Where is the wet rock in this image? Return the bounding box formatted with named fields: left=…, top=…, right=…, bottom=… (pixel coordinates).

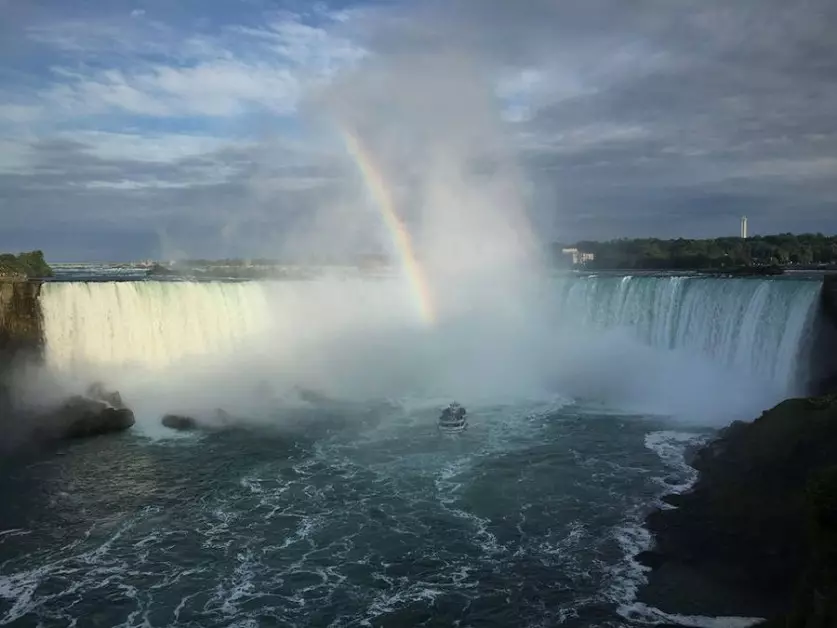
left=85, top=381, right=124, bottom=408
left=296, top=386, right=332, bottom=405
left=53, top=396, right=135, bottom=439
left=162, top=414, right=198, bottom=431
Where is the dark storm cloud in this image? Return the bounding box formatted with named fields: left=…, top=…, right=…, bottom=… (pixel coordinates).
left=487, top=0, right=837, bottom=238
left=0, top=135, right=357, bottom=260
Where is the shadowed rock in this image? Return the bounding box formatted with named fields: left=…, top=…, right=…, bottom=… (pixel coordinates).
left=85, top=381, right=125, bottom=409
left=637, top=394, right=837, bottom=624
left=162, top=414, right=198, bottom=431
left=47, top=395, right=135, bottom=439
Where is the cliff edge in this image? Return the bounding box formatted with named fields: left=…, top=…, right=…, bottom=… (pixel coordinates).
left=0, top=250, right=52, bottom=365
left=0, top=280, right=43, bottom=360
left=0, top=279, right=45, bottom=437
left=637, top=396, right=837, bottom=625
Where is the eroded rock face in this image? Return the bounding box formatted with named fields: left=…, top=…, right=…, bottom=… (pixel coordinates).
left=637, top=395, right=837, bottom=623
left=0, top=280, right=44, bottom=438
left=810, top=275, right=837, bottom=396
left=0, top=280, right=43, bottom=362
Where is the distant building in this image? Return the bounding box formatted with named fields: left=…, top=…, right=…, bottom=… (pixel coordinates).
left=561, top=247, right=595, bottom=266
left=741, top=216, right=748, bottom=239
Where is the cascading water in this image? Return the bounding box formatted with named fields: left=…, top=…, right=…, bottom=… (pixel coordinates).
left=36, top=274, right=822, bottom=425
left=551, top=275, right=820, bottom=398
left=37, top=276, right=433, bottom=419
left=41, top=281, right=274, bottom=370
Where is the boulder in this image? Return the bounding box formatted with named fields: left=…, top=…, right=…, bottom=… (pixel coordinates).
left=85, top=381, right=125, bottom=408
left=52, top=395, right=135, bottom=439
left=295, top=386, right=332, bottom=405
left=161, top=414, right=198, bottom=431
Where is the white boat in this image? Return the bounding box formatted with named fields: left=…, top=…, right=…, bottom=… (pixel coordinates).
left=438, top=402, right=467, bottom=433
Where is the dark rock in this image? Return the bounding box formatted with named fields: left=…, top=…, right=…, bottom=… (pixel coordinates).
left=660, top=493, right=685, bottom=508
left=779, top=465, right=837, bottom=627
left=52, top=396, right=135, bottom=439
left=637, top=394, right=837, bottom=623
left=635, top=550, right=666, bottom=570
left=162, top=414, right=198, bottom=431
left=809, top=275, right=837, bottom=397
left=85, top=381, right=125, bottom=408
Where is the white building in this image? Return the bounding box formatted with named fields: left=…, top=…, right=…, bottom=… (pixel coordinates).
left=561, top=247, right=595, bottom=265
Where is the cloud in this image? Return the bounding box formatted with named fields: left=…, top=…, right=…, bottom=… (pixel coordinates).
left=1, top=0, right=837, bottom=260
left=480, top=0, right=837, bottom=238
left=17, top=8, right=365, bottom=120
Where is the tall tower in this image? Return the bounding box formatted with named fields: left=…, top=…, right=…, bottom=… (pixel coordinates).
left=740, top=215, right=748, bottom=239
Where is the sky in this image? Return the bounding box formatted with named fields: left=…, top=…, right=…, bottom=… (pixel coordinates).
left=1, top=0, right=836, bottom=261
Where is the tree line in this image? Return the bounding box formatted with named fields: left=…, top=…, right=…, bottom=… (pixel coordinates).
left=555, top=234, right=837, bottom=270
left=0, top=251, right=54, bottom=278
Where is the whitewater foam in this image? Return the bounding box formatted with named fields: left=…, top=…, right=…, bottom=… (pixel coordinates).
left=606, top=429, right=765, bottom=628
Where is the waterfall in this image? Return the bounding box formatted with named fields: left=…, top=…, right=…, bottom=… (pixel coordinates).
left=552, top=275, right=820, bottom=397
left=40, top=281, right=274, bottom=371
left=37, top=275, right=821, bottom=421
left=39, top=277, right=418, bottom=373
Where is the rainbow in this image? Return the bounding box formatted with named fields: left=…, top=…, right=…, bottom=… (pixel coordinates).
left=338, top=127, right=436, bottom=325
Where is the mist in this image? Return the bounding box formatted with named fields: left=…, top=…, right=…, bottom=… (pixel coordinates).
left=34, top=41, right=555, bottom=421
left=5, top=4, right=808, bottom=440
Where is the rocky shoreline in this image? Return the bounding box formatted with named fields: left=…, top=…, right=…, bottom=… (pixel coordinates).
left=636, top=395, right=837, bottom=626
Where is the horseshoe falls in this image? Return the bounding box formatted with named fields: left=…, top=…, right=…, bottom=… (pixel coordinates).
left=0, top=273, right=822, bottom=628
left=39, top=275, right=819, bottom=387
left=549, top=275, right=819, bottom=412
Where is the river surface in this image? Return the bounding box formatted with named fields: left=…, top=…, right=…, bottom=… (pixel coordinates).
left=0, top=398, right=710, bottom=627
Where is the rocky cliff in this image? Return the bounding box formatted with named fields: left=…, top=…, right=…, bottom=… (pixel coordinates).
left=637, top=395, right=837, bottom=625
left=0, top=280, right=45, bottom=439
left=809, top=275, right=837, bottom=396
left=0, top=280, right=43, bottom=361
left=0, top=280, right=136, bottom=449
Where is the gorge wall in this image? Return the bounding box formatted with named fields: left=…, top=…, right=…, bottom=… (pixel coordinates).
left=0, top=280, right=43, bottom=359
left=0, top=280, right=43, bottom=416
left=811, top=274, right=837, bottom=395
